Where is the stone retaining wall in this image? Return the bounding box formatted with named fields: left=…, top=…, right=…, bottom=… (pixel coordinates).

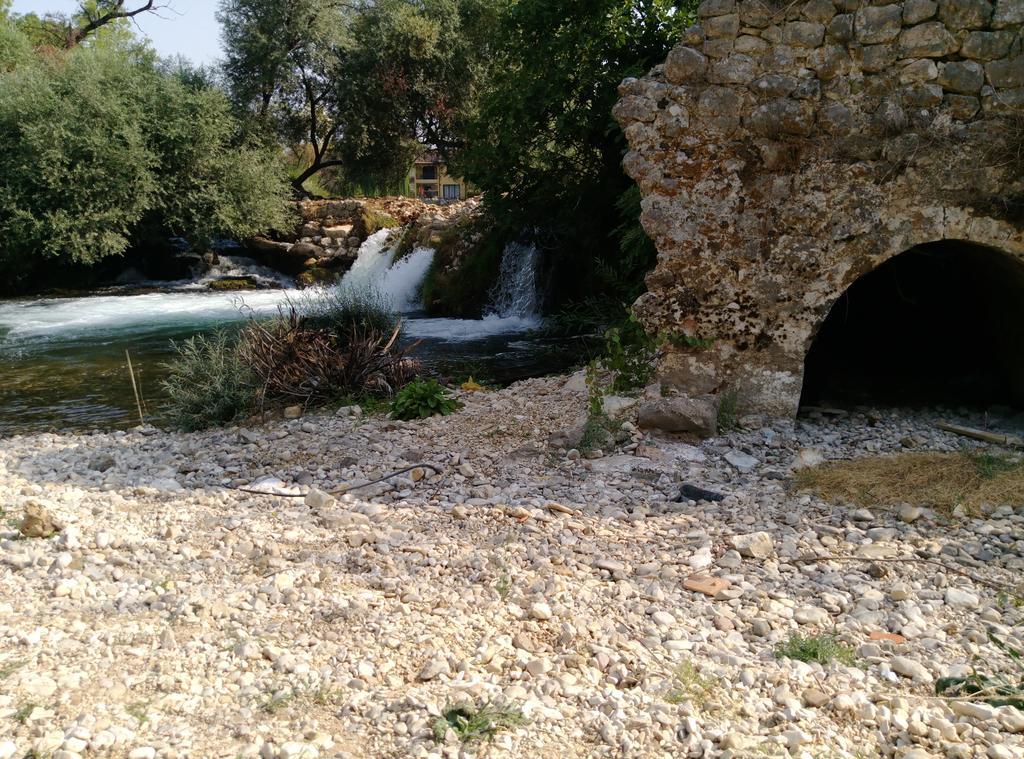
left=615, top=0, right=1024, bottom=415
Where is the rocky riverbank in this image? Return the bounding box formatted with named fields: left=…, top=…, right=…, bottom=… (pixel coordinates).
left=1, top=375, right=1023, bottom=758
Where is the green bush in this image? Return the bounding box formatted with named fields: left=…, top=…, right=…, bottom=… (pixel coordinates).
left=775, top=634, right=856, bottom=666
left=161, top=331, right=258, bottom=431
left=602, top=311, right=657, bottom=394
left=302, top=286, right=398, bottom=343
left=391, top=379, right=459, bottom=420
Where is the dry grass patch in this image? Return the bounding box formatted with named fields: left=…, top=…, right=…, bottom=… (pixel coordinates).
left=794, top=449, right=1024, bottom=514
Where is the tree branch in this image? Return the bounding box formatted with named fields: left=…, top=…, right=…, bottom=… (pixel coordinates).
left=65, top=1, right=171, bottom=48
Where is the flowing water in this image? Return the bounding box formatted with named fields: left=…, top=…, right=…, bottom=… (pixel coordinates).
left=0, top=235, right=585, bottom=435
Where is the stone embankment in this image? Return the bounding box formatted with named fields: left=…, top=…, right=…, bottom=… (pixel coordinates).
left=2, top=374, right=1024, bottom=758
left=246, top=197, right=480, bottom=287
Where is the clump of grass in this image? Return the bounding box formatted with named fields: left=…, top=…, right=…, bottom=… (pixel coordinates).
left=261, top=690, right=295, bottom=714
left=0, top=659, right=25, bottom=680
left=775, top=633, right=856, bottom=666
left=431, top=702, right=526, bottom=744
left=162, top=330, right=257, bottom=431
left=795, top=449, right=1024, bottom=515
left=495, top=569, right=512, bottom=600
left=125, top=700, right=150, bottom=725
left=716, top=387, right=741, bottom=432
left=13, top=702, right=37, bottom=724
left=936, top=632, right=1024, bottom=709
left=665, top=662, right=714, bottom=706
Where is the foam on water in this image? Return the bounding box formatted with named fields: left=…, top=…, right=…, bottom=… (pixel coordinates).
left=404, top=314, right=541, bottom=341
left=0, top=289, right=299, bottom=348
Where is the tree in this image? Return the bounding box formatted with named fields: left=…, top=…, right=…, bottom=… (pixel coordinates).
left=219, top=0, right=497, bottom=195
left=13, top=1, right=171, bottom=49
left=0, top=19, right=291, bottom=290
left=456, top=0, right=695, bottom=310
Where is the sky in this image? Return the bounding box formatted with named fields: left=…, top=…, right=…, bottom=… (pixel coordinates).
left=10, top=1, right=223, bottom=64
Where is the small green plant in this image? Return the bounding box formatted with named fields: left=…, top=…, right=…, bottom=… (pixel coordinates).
left=936, top=633, right=1024, bottom=709
left=431, top=702, right=526, bottom=744
left=307, top=685, right=341, bottom=706
left=775, top=633, right=857, bottom=666
left=0, top=659, right=24, bottom=680
left=663, top=331, right=715, bottom=351
left=717, top=387, right=741, bottom=432
left=261, top=690, right=295, bottom=714
left=602, top=312, right=656, bottom=394
left=126, top=700, right=150, bottom=725
left=161, top=330, right=258, bottom=431
left=302, top=285, right=398, bottom=343
left=495, top=569, right=512, bottom=600
left=13, top=702, right=37, bottom=724
left=965, top=449, right=1022, bottom=480
left=665, top=662, right=714, bottom=706
left=390, top=379, right=459, bottom=420
left=578, top=363, right=621, bottom=454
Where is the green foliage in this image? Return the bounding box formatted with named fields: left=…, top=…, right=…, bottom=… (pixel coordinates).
left=302, top=286, right=398, bottom=343
left=391, top=379, right=459, bottom=420
left=936, top=633, right=1024, bottom=709
left=578, top=363, right=622, bottom=454
left=421, top=220, right=504, bottom=317
left=0, top=22, right=291, bottom=290
left=665, top=662, right=714, bottom=706
left=161, top=331, right=258, bottom=431
left=432, top=702, right=526, bottom=744
left=717, top=388, right=741, bottom=432
left=965, top=449, right=1023, bottom=480
left=775, top=634, right=857, bottom=666
left=457, top=0, right=696, bottom=308
left=602, top=312, right=657, bottom=394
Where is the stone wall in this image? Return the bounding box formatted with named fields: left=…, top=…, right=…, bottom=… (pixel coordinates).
left=615, top=0, right=1024, bottom=415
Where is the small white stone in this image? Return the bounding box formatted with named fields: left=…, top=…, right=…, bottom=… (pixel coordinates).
left=128, top=748, right=156, bottom=759
left=891, top=656, right=933, bottom=683
left=945, top=587, right=980, bottom=609
left=0, top=741, right=16, bottom=759
left=794, top=606, right=829, bottom=625
left=951, top=700, right=997, bottom=721
left=529, top=601, right=552, bottom=620
left=279, top=742, right=319, bottom=759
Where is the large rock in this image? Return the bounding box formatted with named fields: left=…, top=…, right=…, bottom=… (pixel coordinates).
left=637, top=396, right=718, bottom=437
left=729, top=531, right=774, bottom=558
left=19, top=502, right=61, bottom=538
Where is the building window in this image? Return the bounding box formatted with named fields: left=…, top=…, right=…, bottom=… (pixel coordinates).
left=421, top=165, right=437, bottom=180
left=442, top=184, right=461, bottom=200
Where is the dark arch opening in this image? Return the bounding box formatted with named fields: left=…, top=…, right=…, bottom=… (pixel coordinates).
left=800, top=240, right=1024, bottom=410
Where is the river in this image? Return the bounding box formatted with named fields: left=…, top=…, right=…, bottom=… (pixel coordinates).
left=0, top=234, right=590, bottom=436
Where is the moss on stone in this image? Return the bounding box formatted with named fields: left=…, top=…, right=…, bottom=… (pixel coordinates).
left=208, top=277, right=258, bottom=291
left=296, top=268, right=340, bottom=288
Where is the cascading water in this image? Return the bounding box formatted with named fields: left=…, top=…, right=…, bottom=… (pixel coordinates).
left=485, top=241, right=541, bottom=319
left=337, top=231, right=435, bottom=312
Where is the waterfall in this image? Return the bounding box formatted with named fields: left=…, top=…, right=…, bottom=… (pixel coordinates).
left=485, top=241, right=541, bottom=319
left=336, top=229, right=435, bottom=312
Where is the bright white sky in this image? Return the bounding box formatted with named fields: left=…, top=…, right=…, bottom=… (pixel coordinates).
left=10, top=0, right=222, bottom=64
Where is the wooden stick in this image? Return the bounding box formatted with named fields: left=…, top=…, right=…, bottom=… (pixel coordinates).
left=937, top=422, right=1024, bottom=448
left=125, top=349, right=145, bottom=426
left=789, top=555, right=1012, bottom=593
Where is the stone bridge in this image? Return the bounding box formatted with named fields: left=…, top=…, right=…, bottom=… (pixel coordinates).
left=615, top=0, right=1024, bottom=417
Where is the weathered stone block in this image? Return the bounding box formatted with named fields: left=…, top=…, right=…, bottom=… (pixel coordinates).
left=710, top=53, right=760, bottom=84
left=937, top=0, right=993, bottom=29
left=986, top=86, right=1024, bottom=112
left=860, top=43, right=899, bottom=72
left=753, top=73, right=800, bottom=97
left=944, top=93, right=981, bottom=118
left=803, top=0, right=838, bottom=23
left=706, top=13, right=741, bottom=37
left=828, top=13, right=855, bottom=42
left=698, top=85, right=744, bottom=116
left=938, top=60, right=986, bottom=92
left=747, top=97, right=815, bottom=136
left=873, top=97, right=909, bottom=132
left=784, top=21, right=826, bottom=47
left=809, top=45, right=852, bottom=79
left=898, top=22, right=960, bottom=57
left=735, top=34, right=771, bottom=54
left=992, top=0, right=1024, bottom=27
left=699, top=0, right=737, bottom=17
left=637, top=396, right=718, bottom=437
left=902, top=82, right=945, bottom=107
left=739, top=0, right=775, bottom=27
left=903, top=0, right=938, bottom=23
left=818, top=101, right=855, bottom=133
left=899, top=58, right=939, bottom=83
left=704, top=37, right=736, bottom=58
left=987, top=57, right=1024, bottom=88
left=961, top=31, right=1016, bottom=61
left=665, top=46, right=708, bottom=84
left=855, top=5, right=904, bottom=43
left=612, top=96, right=658, bottom=123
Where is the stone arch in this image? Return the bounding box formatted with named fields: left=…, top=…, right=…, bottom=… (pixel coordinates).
left=800, top=237, right=1024, bottom=408
left=614, top=0, right=1024, bottom=417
